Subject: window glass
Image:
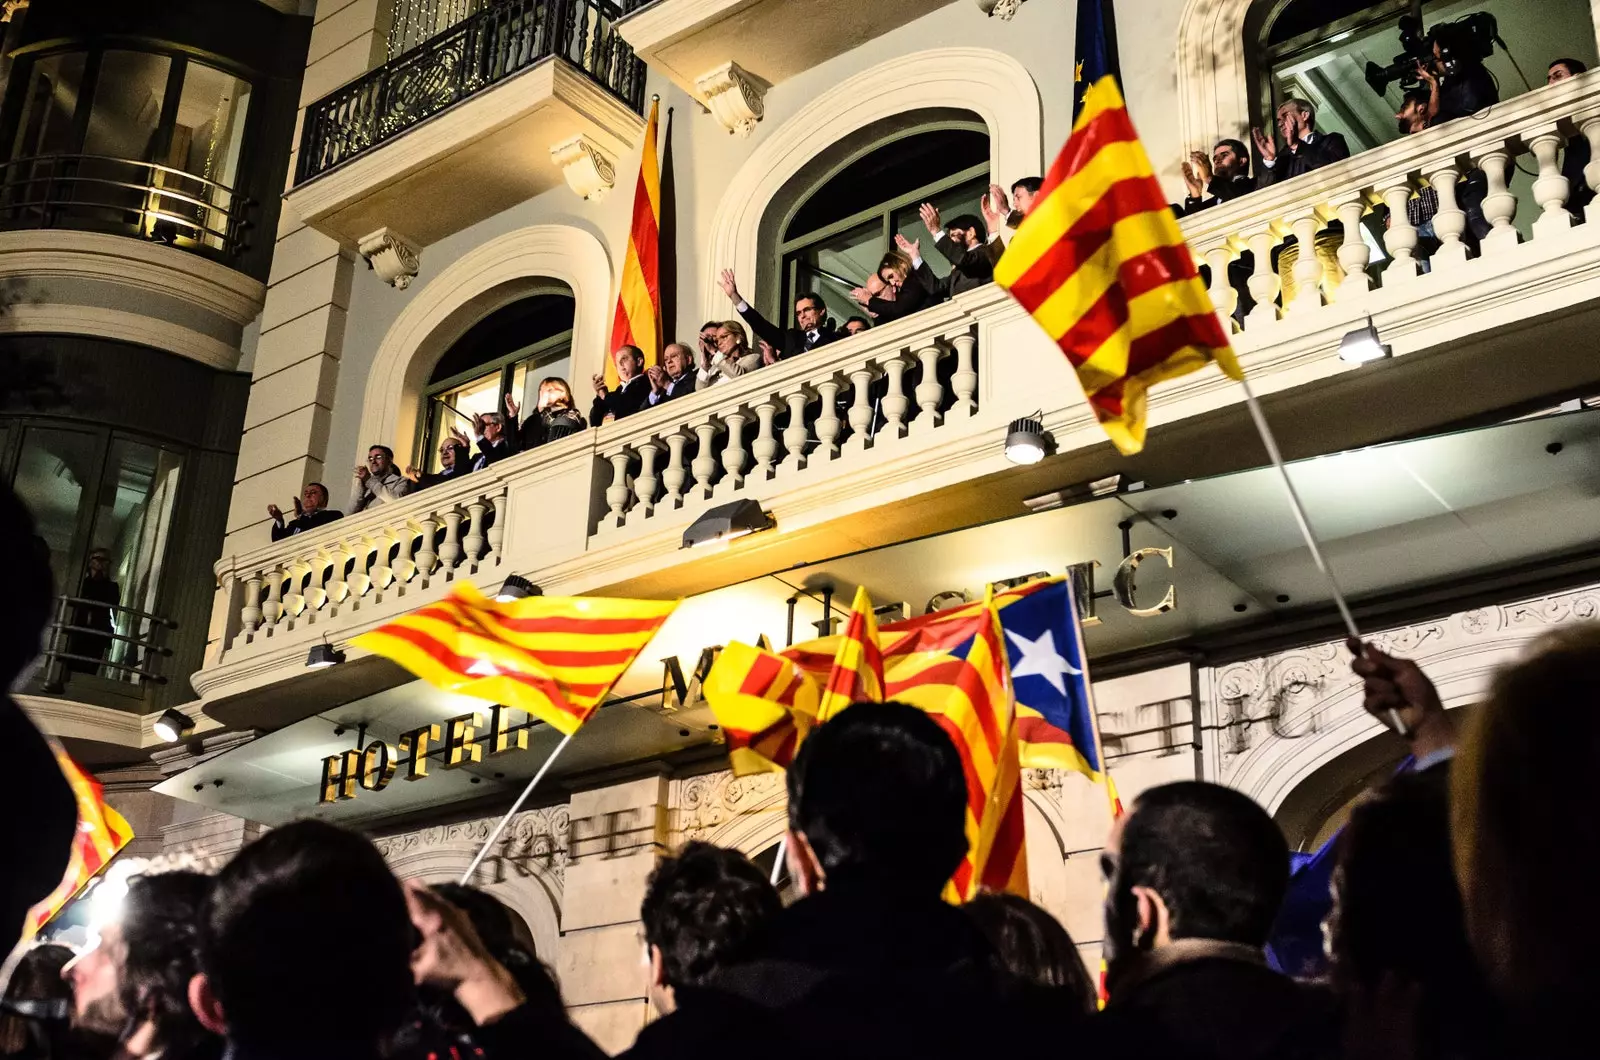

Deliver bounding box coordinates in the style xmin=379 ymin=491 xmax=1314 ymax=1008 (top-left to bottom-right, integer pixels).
xmin=785 ymin=219 xmax=883 ymax=336
xmin=891 ymin=176 xmax=990 ymax=283
xmin=11 ymin=51 xmax=88 ymax=158
xmin=12 ymin=426 xmax=99 ymax=597
xmin=82 ymin=51 xmax=170 ymax=160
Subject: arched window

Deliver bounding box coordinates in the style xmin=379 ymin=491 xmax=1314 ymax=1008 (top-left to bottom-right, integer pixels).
xmin=417 ymin=288 xmax=575 ymax=472
xmin=773 ymin=119 xmax=991 ymax=331
xmin=1249 ymin=0 xmax=1598 ymax=153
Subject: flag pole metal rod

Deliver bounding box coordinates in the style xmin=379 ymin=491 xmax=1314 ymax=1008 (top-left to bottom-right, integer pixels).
xmin=1236 ymin=374 xmax=1407 ymax=737
xmin=461 ymin=729 xmax=577 ymax=884
xmin=769 ymin=835 xmax=787 ymax=887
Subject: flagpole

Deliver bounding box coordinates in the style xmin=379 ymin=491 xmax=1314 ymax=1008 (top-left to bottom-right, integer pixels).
xmin=769 ymin=835 xmax=787 ymax=886
xmin=1237 ymin=375 xmax=1407 ymax=737
xmin=460 ymin=729 xmax=577 ymax=885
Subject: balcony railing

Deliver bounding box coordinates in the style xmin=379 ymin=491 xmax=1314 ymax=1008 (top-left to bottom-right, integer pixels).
xmin=38 ymin=595 xmax=178 ymax=693
xmin=0 ymin=154 xmax=253 ymax=261
xmin=296 ymin=0 xmax=646 ymax=184
xmin=1179 ymin=76 xmax=1600 ymax=336
xmin=592 ymin=322 xmax=980 ymax=533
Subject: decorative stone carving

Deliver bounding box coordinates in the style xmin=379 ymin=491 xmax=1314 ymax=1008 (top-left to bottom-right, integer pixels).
xmin=549 ymin=134 xmax=617 ymax=201
xmin=696 ymin=62 xmax=766 ymax=138
xmin=375 ymin=805 xmax=570 ymax=887
xmin=357 ymin=227 xmax=421 ymax=290
xmin=974 ymin=0 xmax=1024 ymax=18
xmin=671 ymin=771 xmax=785 ymax=848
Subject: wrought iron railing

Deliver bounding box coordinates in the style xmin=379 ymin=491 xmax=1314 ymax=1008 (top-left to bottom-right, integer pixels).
xmin=296 ymin=0 xmax=646 ymax=184
xmin=39 ymin=595 xmax=178 ymax=692
xmin=0 ymin=154 xmax=253 ymax=260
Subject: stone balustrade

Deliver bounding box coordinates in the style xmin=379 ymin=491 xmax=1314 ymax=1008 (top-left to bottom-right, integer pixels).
xmin=589 ymin=314 xmax=980 ymax=534
xmin=1181 ymin=75 xmax=1600 ymax=331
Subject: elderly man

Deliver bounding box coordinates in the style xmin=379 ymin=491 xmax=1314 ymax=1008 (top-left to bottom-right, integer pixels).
xmin=591 ymin=345 xmax=652 ymax=423
xmin=349 ymin=445 xmax=412 ymax=513
xmin=268 ymin=482 xmax=342 ymax=540
xmin=647 ymin=343 xmax=697 ymax=406
xmin=1253 ymin=100 xmax=1349 ymax=304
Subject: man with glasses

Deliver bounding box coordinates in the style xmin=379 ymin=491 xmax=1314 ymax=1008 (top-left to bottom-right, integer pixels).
xmin=718 ymin=269 xmax=838 ymax=360
xmin=268 ymin=482 xmax=343 ymax=540
xmin=350 ymin=444 xmax=414 ymax=513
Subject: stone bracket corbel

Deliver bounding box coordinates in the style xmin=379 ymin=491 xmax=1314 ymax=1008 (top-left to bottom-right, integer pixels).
xmin=357 ymin=227 xmax=421 ymax=290
xmin=696 ymin=61 xmax=767 ymax=138
xmin=550 ymin=134 xmax=618 ymax=201
xmin=974 ymin=0 xmax=1024 ymax=19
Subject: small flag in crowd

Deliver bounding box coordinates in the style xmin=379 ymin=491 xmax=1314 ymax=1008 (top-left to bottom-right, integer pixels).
xmin=607 ymin=98 xmax=664 ymax=387
xmin=996 ymin=76 xmax=1242 ymax=455
xmin=701 ymin=641 xmax=820 ymax=776
xmin=26 ymin=747 xmax=133 ymax=938
xmin=818 ymin=586 xmax=885 ymax=723
xmin=352 ymin=583 xmax=677 ymax=735
xmin=992 ymin=578 xmax=1105 ymax=778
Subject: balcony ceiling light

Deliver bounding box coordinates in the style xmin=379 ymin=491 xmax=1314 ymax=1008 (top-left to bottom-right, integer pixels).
xmin=154 ymin=708 xmax=195 ymax=743
xmin=1004 ymin=417 xmax=1049 ymax=465
xmin=1340 ymin=317 xmax=1392 ymax=365
xmin=495 ymin=575 xmax=543 ymax=603
xmin=306 ymin=643 xmax=347 ymax=669
xmin=682 ymin=500 xmax=774 ymax=549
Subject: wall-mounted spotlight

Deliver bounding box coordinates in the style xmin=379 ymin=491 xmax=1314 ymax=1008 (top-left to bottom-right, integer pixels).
xmin=306 ymin=642 xmax=346 ymax=669
xmin=1004 ymin=416 xmax=1048 ymax=465
xmin=495 ymin=575 xmax=542 ymax=602
xmin=1339 ymin=316 xmax=1392 ymax=365
xmin=682 ymin=499 xmax=774 ymax=549
xmin=153 ymin=708 xmax=195 ymax=743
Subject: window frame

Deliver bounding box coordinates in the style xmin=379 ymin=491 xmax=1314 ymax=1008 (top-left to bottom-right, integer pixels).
xmin=1250 ymin=0 xmax=1416 ymax=131
xmin=416 ymin=328 xmax=575 ymax=471
xmin=771 ymin=118 xmax=991 ymax=326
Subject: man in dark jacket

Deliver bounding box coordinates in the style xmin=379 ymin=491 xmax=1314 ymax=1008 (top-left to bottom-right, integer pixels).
xmin=917 ymin=203 xmax=998 ymax=295
xmin=624 ymin=703 xmax=1065 ymax=1060
xmin=1178 ymin=139 xmax=1254 ymax=215
xmin=646 ymin=343 xmax=697 ymax=406
xmin=268 ymin=483 xmax=343 ymax=541
xmin=590 ymin=345 xmax=652 ymax=423
xmin=719 ymin=269 xmax=838 ymax=360
xmin=1094 ymin=781 xmax=1338 ymax=1060
xmin=1253 ymin=98 xmax=1350 ymax=186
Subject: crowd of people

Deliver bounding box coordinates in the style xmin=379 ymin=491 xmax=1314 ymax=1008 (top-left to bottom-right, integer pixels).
xmin=6 ymin=467 xmax=1600 ymax=1060
xmin=1177 ymin=58 xmax=1591 ymax=311
xmin=263 ymin=177 xmax=1045 ymax=543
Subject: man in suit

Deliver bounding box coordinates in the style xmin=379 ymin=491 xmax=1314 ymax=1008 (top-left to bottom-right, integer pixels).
xmin=719 ymin=269 xmax=837 ymax=360
xmin=591 ymin=345 xmax=651 ymax=423
xmin=1177 ymin=139 xmax=1254 ymax=216
xmin=268 ymin=482 xmax=343 ymax=541
xmin=647 ymin=343 xmax=697 ymax=406
xmin=1253 ymin=98 xmax=1349 ymax=186
xmin=917 ymin=203 xmax=998 ymax=296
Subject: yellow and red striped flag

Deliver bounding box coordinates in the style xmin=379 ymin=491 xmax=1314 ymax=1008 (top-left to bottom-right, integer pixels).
xmin=352 ymin=583 xmax=677 ymax=736
xmin=995 ymin=76 xmax=1241 ymax=455
xmin=25 ymin=748 xmax=133 ymax=938
xmin=817 ymin=586 xmax=884 ymax=723
xmin=607 ymin=98 xmax=663 ymax=387
xmin=701 ymin=641 xmax=820 ymax=776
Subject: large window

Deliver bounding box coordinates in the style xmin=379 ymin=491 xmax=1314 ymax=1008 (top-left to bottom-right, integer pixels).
xmin=778 ymin=123 xmax=991 ymax=331
xmin=418 ymin=291 xmax=576 ymax=472
xmin=1256 ymin=0 xmax=1598 ymax=153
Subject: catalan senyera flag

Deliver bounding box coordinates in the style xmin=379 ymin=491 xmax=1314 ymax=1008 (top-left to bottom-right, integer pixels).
xmin=817 ymin=586 xmax=885 ymax=723
xmin=995 ymin=76 xmax=1241 ymax=455
xmin=25 ymin=748 xmax=133 ymax=938
xmin=352 ymin=582 xmax=677 ymax=736
xmin=607 ymin=97 xmax=663 ymax=388
xmin=701 ymin=641 xmax=820 ymax=776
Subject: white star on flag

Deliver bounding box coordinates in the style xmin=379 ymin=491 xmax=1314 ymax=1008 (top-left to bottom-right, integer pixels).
xmin=1004 ymin=627 xmax=1081 ymax=696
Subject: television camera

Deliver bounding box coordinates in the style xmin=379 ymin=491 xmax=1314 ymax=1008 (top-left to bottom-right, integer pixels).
xmin=1364 ymin=12 xmax=1500 ymax=98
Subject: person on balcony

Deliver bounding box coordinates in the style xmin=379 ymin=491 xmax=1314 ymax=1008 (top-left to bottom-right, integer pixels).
xmin=65 ymin=548 xmax=119 ymax=676
xmin=1254 ymin=100 xmax=1349 ymax=306
xmin=719 ymin=270 xmax=838 ymax=360
xmin=1550 ymin=59 xmax=1595 ymax=218
xmin=853 ymin=238 xmax=938 ymax=324
xmin=844 ymin=316 xmax=871 ymax=336
xmin=404 ymin=440 xmax=471 ymax=491
xmin=978 ymin=177 xmax=1042 ymax=248
xmin=1178 ymin=140 xmax=1254 ymax=216
xmin=350 ymin=445 xmax=413 ymax=513
xmin=647 ymin=343 xmax=697 ymax=406
xmin=591 ymin=346 xmax=652 ymax=423
xmin=454 ymin=409 xmax=516 ymax=472
xmin=1394 ymin=86 xmax=1490 ymax=263
xmin=268 ymin=483 xmax=343 ymax=541
xmin=514 ymin=378 xmax=589 ymax=449
xmin=917 ymin=203 xmax=997 ymax=296
xmin=697 ymin=321 xmax=764 ymax=388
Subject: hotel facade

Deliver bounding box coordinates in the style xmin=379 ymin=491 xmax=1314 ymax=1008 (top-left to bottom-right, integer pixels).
xmin=11 ymin=0 xmax=1600 ymax=1050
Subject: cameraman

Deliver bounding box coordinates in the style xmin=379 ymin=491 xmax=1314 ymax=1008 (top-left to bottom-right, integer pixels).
xmin=1428 ymin=29 xmax=1498 ymax=122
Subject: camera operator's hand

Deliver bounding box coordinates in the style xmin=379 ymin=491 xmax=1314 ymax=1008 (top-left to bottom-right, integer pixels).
xmin=1415 ymin=61 xmax=1438 ymax=87
xmin=1251 ymin=126 xmax=1277 ymax=165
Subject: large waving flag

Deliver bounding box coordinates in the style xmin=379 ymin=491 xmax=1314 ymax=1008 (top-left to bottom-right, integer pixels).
xmin=992 ymin=579 xmax=1105 ymax=777
xmin=607 ymin=98 xmax=663 ymax=387
xmin=352 ymin=583 xmax=677 ymax=735
xmin=26 ymin=748 xmax=133 ymax=938
xmin=816 ymin=586 xmax=885 ymax=723
xmin=996 ymin=77 xmax=1241 ymax=455
xmin=702 ymin=641 xmax=820 ymax=776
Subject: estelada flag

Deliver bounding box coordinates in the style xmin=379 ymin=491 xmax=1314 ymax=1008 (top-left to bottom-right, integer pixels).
xmin=607 ymin=97 xmax=663 ymax=387
xmin=352 ymin=583 xmax=677 ymax=736
xmin=996 ymin=76 xmax=1241 ymax=455
xmin=25 ymin=747 xmax=133 ymax=938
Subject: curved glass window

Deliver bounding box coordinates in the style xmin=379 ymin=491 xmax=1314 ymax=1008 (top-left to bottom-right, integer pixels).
xmin=778 ymin=123 xmax=991 ymax=330
xmin=418 ymin=291 xmax=577 ymax=472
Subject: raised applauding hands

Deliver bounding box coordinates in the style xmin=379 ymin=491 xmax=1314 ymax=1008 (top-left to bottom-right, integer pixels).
xmin=1251 ymin=125 xmax=1277 ymax=163
xmin=1182 ymin=150 xmax=1212 ymax=198
xmin=354 ymin=464 xmax=370 ymax=482
xmin=718 ymin=268 xmax=741 ymax=304
xmin=503 ymin=393 xmax=520 ymax=421
xmin=402 ymin=465 xmax=422 ymax=483
xmin=894 ymin=232 xmax=919 ymax=260
xmin=266 ymin=503 xmax=283 ymax=522
xmin=646 ymin=364 xmax=667 ymax=392
xmin=447 ymin=425 xmax=470 ymax=449
xmin=592 ymin=372 xmax=608 ymax=397
xmin=918 ymin=202 xmax=942 ymax=236
xmin=759 ymin=339 xmax=779 ymax=366
xmin=981 ymin=183 xmax=1009 ymax=233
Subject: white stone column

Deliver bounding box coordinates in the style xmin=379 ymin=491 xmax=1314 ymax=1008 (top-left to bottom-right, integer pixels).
xmin=1244 ymin=228 xmax=1281 ymax=330
xmin=1380 ymin=182 xmax=1420 ymax=285
xmin=1476 ymin=146 xmax=1521 ymax=254
xmin=1334 ymin=197 xmax=1372 ymax=296
xmin=1424 ymin=166 xmax=1470 ymax=271
xmin=1528 ymin=129 xmax=1573 ymax=238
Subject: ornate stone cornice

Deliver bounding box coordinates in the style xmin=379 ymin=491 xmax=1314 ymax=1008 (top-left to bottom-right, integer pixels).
xmin=695 ymin=62 xmax=765 ymax=137
xmin=358 ymin=227 xmax=422 ymax=289
xmin=375 ymin=805 xmax=570 ymax=887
